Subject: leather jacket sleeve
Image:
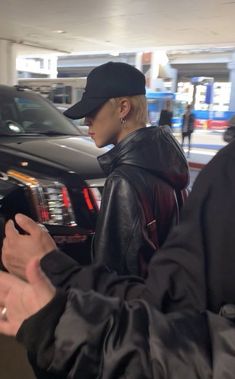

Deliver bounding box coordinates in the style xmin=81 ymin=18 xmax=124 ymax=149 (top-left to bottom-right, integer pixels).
xmin=93 ymin=174 xmax=152 ymax=276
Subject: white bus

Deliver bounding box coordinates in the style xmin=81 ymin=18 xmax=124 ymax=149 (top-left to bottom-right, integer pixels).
xmin=18 ymin=77 xmax=86 ymax=109
xmin=18 ymin=77 xmax=183 ymax=129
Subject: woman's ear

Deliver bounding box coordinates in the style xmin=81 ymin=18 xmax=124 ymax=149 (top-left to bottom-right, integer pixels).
xmin=119 ymin=98 xmax=131 ymax=119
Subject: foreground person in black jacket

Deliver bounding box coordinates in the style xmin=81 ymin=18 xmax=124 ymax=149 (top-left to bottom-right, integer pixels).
xmin=1 ymin=140 xmax=235 ymax=377
xmin=1 ymin=258 xmax=235 ymax=379
xmin=63 ymin=61 xmax=189 ymax=277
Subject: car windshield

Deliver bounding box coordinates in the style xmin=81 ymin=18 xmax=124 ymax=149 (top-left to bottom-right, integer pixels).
xmin=0 ymin=89 xmax=80 ymax=136
xmin=72 ymin=118 xmax=89 ymax=136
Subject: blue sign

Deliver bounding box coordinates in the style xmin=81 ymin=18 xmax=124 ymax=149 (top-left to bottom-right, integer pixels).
xmin=205 ymin=83 xmax=214 ymax=104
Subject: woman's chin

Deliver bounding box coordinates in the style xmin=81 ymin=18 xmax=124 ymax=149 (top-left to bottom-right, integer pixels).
xmin=95 ymin=139 xmax=110 ymax=148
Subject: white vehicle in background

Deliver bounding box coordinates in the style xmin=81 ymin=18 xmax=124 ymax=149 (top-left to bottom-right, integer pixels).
xmin=18 ymin=77 xmax=86 ymax=108
xmin=18 ymin=77 xmax=89 ymax=134
xmin=18 ymin=77 xmax=183 ymax=131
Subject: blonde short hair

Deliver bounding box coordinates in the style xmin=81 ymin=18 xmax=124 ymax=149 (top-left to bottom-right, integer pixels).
xmin=110 ymin=95 xmax=147 ymax=125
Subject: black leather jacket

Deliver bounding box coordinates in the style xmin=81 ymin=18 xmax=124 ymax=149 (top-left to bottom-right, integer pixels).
xmin=93 ymin=126 xmax=189 ymax=276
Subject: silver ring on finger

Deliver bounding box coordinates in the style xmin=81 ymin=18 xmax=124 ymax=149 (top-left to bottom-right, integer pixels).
xmin=0 ymin=307 xmax=7 ymax=321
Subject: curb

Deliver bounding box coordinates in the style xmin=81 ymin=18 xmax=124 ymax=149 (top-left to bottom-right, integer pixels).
xmin=188 ymin=161 xmax=206 ymax=170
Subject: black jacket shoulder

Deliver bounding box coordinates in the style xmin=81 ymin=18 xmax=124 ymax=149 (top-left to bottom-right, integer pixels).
xmin=94 ymin=127 xmax=189 ymax=276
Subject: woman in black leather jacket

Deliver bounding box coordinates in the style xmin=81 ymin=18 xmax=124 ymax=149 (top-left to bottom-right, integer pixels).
xmin=64 ymin=61 xmax=189 ymax=277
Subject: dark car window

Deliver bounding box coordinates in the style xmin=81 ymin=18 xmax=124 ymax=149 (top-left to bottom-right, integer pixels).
xmin=0 ymin=90 xmax=80 ymax=136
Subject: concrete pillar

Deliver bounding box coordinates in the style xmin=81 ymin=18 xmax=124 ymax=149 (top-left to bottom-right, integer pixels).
xmin=150 ymin=51 xmax=177 ymax=91
xmin=170 ymin=67 xmax=178 ymax=93
xmin=135 ymin=52 xmax=143 ymax=71
xmin=228 ymin=53 xmax=235 ymax=111
xmin=0 ymin=40 xmax=17 ymax=85
xmin=49 ymin=55 xmax=58 ymax=78
xmin=149 ymin=52 xmax=160 ymax=90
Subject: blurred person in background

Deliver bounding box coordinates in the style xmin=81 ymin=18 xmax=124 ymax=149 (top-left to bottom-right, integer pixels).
xmin=158 ymin=99 xmax=173 ymax=128
xmin=181 ymin=103 xmax=195 ymax=157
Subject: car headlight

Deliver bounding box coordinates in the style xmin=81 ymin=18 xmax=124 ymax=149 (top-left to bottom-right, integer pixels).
xmin=7 ymin=170 xmax=76 ymax=226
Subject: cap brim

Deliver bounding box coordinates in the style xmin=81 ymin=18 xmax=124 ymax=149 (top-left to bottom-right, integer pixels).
xmin=63 ymin=97 xmax=108 ymax=120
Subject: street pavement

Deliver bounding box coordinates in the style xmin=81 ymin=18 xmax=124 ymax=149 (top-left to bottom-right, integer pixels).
xmin=0 ymin=335 xmax=35 ymax=379
xmin=173 ymin=129 xmax=226 ymax=186
xmin=187 ymin=149 xmax=215 ymax=187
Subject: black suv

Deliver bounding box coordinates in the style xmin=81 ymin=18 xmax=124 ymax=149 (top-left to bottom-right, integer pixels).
xmin=0 ymin=85 xmax=107 ymax=264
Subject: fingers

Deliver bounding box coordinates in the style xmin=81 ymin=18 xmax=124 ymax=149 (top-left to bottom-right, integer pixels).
xmin=14 ymin=213 xmax=39 ymax=236
xmin=0 ymin=262 xmax=52 ymax=338
xmin=0 ymin=320 xmax=15 ymax=336
xmin=4 ymin=219 xmax=19 ymax=239
xmin=2 ymin=213 xmax=56 ymax=280
xmin=8 ymin=214 xmax=56 ymax=250
xmin=4 ymin=214 xmax=39 ymax=241
xmin=0 ymin=277 xmax=22 ymax=336
xmin=0 ymin=271 xmax=21 ymax=298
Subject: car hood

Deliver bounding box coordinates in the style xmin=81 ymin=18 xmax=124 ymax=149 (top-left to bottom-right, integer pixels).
xmin=0 ymin=135 xmax=107 ymax=178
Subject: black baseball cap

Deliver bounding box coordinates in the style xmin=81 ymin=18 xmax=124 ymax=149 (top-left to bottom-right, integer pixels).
xmin=64 ymin=61 xmax=146 ymax=120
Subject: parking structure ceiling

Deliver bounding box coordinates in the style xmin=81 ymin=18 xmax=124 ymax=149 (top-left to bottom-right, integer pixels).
xmin=1 ymin=0 xmax=235 ymax=54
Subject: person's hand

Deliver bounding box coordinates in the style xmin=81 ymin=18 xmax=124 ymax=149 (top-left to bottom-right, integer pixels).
xmin=0 ymin=257 xmax=56 ymax=336
xmin=2 ymin=213 xmax=57 ymax=279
